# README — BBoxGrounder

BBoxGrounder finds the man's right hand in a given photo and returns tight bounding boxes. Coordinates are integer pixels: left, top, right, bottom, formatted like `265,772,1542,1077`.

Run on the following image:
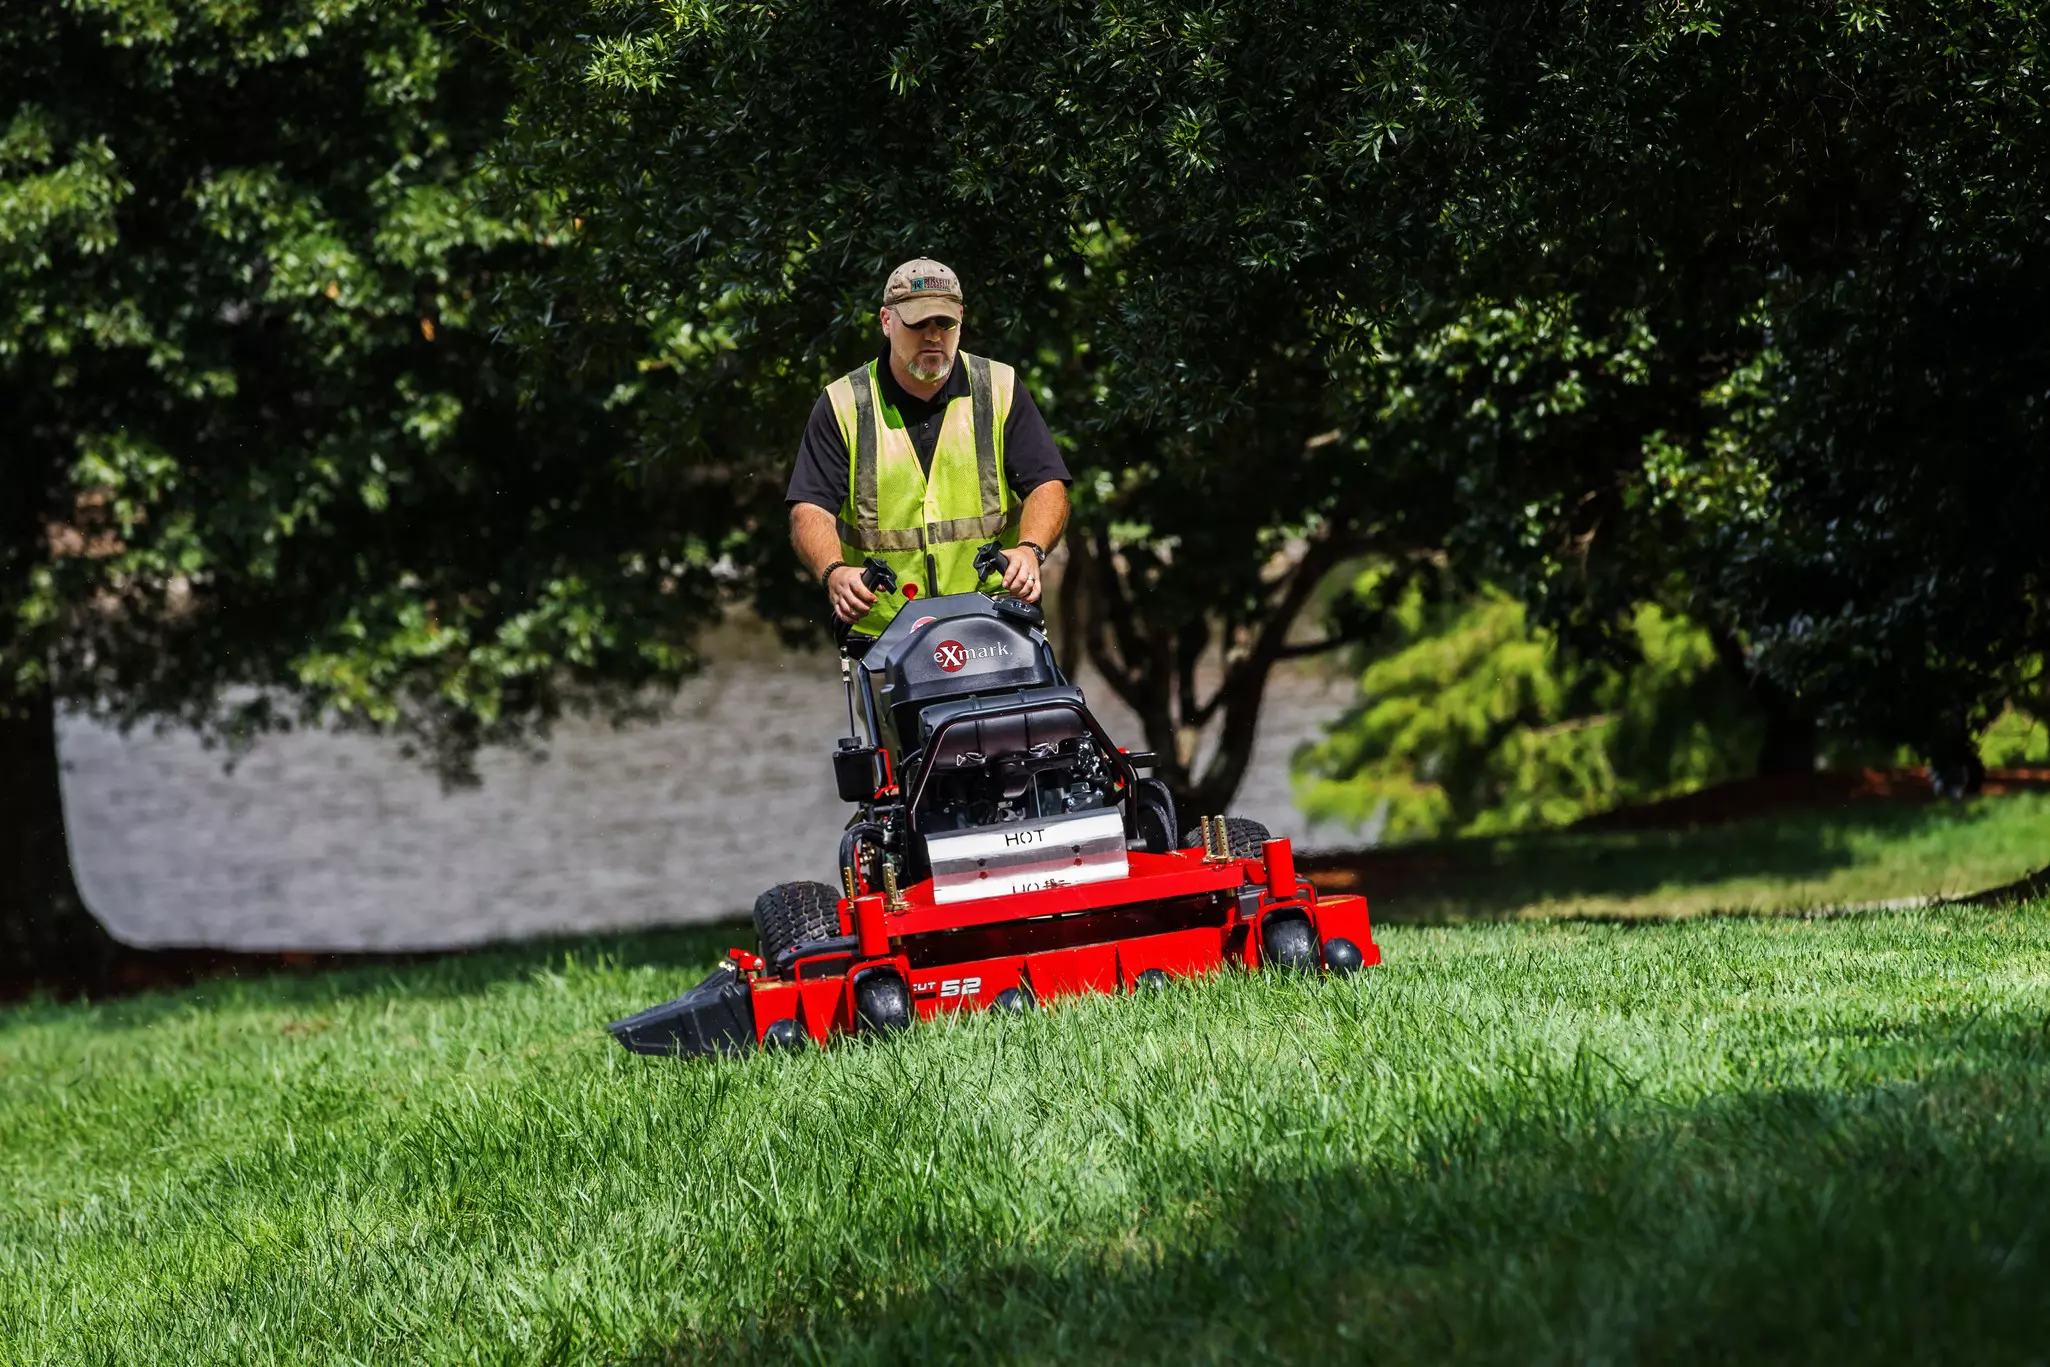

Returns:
827,565,878,623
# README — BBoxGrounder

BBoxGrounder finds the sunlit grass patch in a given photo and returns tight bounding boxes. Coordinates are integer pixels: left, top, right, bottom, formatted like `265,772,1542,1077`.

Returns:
1328,792,2050,921
3,904,2048,1363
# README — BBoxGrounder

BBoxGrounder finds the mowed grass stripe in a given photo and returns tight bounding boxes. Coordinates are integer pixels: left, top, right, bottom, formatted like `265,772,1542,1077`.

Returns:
2,906,2047,1364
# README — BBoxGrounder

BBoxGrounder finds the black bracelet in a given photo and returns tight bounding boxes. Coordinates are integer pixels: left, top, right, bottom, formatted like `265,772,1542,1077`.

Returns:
1018,541,1047,566
821,559,848,587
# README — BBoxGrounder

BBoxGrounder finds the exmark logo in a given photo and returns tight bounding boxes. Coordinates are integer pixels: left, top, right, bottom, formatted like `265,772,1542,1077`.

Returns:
933,639,1011,673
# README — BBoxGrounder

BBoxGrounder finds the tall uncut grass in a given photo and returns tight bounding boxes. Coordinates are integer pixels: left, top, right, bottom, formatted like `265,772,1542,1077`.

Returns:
3,905,2048,1363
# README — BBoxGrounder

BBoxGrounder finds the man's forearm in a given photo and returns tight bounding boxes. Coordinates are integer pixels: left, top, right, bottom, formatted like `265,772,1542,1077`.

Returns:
1018,482,1070,554
789,503,844,580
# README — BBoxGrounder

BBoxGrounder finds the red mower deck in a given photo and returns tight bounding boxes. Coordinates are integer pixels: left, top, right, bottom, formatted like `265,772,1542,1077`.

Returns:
610,838,1378,1058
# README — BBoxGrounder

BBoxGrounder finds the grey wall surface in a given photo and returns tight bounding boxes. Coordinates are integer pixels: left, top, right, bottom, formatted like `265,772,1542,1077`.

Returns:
58,626,1358,951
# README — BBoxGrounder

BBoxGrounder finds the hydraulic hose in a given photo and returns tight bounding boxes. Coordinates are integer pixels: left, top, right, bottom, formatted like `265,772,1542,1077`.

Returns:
839,821,887,899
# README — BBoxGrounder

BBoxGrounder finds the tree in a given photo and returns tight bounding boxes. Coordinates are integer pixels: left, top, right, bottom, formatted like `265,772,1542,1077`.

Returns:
1339,2,2050,795
1296,574,1759,841
476,0,1507,814
483,0,2050,820
1,1,728,982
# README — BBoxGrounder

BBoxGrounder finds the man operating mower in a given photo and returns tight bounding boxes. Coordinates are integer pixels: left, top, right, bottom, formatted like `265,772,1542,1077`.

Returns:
786,259,1071,643
607,264,1381,1063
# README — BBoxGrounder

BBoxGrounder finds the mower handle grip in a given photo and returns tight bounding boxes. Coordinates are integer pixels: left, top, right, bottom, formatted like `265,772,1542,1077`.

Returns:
860,557,897,594
973,540,1010,584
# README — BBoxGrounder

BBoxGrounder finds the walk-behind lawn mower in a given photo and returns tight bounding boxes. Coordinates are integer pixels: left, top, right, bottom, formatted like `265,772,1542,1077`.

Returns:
611,544,1381,1059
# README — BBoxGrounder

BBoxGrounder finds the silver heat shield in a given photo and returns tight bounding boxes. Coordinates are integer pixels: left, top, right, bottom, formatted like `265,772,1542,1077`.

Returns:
924,808,1129,905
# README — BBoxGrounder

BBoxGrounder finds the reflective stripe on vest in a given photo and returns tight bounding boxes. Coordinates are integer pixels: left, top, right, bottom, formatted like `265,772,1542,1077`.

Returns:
825,353,1018,631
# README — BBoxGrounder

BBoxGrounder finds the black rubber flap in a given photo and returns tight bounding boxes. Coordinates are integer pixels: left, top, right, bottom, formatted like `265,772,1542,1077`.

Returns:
608,965,758,1058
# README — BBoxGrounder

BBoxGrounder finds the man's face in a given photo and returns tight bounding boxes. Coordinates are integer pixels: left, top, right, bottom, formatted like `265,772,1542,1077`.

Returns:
882,305,962,384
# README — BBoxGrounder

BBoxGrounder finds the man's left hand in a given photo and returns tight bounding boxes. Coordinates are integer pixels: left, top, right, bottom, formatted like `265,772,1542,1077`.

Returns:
1000,547,1043,603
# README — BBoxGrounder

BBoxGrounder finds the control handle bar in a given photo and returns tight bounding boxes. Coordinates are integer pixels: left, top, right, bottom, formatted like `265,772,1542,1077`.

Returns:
973,540,1011,585
860,557,897,594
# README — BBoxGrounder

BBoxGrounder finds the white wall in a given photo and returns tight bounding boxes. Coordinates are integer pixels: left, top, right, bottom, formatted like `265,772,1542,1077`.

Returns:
58,626,1359,951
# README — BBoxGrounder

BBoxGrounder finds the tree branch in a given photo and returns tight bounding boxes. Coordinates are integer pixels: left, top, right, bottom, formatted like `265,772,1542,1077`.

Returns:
1073,531,1148,720
1187,525,1359,805
1270,635,1350,662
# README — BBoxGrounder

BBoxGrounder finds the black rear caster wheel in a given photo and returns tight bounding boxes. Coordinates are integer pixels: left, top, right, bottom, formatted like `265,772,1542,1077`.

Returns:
1135,968,1170,993
761,1017,807,1051
853,971,913,1034
1323,937,1365,976
993,987,1033,1013
1261,914,1319,973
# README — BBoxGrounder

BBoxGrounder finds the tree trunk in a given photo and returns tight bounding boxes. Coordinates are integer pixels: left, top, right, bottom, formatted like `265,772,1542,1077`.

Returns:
1067,525,1352,822
1709,624,1818,776
1,685,119,989
1753,677,1819,776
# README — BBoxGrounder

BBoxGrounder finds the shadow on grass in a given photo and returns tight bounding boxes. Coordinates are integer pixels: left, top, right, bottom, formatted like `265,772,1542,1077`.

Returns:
658,1007,2050,1366
1305,801,2026,922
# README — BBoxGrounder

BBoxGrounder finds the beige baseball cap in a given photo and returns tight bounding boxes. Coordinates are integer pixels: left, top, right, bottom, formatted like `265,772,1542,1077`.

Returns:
882,258,963,324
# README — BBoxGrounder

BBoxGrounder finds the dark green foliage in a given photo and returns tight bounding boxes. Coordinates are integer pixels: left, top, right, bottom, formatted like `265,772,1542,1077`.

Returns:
1701,266,2050,782
1,1,720,776
484,0,2050,808
472,0,1502,810
6,0,2048,956
1366,3,2050,776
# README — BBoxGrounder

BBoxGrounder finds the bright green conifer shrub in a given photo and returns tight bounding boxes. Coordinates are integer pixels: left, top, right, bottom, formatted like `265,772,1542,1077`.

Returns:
1295,572,1759,840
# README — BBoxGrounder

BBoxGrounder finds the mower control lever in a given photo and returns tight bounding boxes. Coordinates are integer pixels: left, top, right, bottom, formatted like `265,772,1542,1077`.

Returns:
973,540,1010,584
860,557,897,594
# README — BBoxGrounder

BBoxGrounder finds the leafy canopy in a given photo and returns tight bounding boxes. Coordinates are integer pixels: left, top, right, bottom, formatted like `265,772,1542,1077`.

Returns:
2,0,738,778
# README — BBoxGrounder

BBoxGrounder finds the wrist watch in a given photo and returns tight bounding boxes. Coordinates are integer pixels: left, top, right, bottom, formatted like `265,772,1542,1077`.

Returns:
1018,541,1047,566
821,559,848,587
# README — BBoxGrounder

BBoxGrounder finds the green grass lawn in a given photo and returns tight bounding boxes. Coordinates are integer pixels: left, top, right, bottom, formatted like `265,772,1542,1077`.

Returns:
1319,791,2050,921
6,899,2050,1364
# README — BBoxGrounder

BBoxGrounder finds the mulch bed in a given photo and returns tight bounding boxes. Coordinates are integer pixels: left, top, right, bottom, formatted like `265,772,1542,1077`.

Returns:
1568,766,2050,832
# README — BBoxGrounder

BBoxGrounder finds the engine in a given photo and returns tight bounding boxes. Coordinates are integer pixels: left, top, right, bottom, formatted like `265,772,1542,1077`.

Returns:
913,692,1124,834
839,591,1163,904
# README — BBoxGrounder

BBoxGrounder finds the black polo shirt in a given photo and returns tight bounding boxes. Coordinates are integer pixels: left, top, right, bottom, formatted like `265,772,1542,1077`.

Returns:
785,348,1071,513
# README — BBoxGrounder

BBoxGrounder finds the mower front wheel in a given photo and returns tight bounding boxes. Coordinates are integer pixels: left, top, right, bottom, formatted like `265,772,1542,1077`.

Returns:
853,971,914,1035
1323,937,1366,975
761,1017,808,1052
1260,913,1319,973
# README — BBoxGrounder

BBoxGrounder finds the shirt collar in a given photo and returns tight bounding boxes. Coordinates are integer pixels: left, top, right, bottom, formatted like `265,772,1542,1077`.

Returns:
876,345,970,407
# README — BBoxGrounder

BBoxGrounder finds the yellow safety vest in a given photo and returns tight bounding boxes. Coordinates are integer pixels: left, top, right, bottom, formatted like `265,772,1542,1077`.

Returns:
827,353,1020,633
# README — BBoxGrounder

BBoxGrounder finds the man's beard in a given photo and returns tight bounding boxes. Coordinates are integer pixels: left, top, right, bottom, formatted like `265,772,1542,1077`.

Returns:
907,355,951,384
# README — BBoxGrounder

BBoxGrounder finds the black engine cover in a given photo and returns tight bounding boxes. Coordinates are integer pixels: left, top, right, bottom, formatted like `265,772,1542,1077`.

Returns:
882,605,1053,714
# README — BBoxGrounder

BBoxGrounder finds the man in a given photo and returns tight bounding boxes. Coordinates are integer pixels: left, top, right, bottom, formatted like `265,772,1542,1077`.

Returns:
786,259,1071,639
